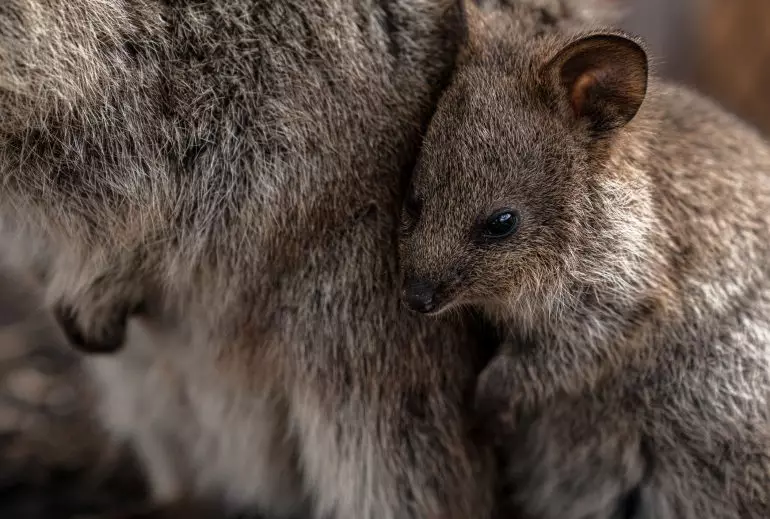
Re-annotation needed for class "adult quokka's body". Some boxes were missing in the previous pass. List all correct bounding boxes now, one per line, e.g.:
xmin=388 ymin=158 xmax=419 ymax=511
xmin=398 ymin=2 xmax=770 ymax=518
xmin=0 ymin=0 xmax=503 ymax=517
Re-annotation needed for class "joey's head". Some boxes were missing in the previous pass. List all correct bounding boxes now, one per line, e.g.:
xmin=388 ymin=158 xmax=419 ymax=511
xmin=398 ymin=30 xmax=650 ymax=319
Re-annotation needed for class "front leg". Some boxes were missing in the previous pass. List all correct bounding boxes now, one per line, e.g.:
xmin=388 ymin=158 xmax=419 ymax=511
xmin=475 ymin=354 xmax=674 ymax=519
xmin=48 ymin=265 xmax=146 ymax=355
xmin=54 ymin=297 xmax=143 ymax=354
xmin=488 ymin=397 xmax=673 ymax=519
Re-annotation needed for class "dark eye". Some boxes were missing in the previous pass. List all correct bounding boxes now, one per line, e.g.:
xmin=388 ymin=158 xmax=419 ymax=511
xmin=482 ymin=210 xmax=520 ymax=239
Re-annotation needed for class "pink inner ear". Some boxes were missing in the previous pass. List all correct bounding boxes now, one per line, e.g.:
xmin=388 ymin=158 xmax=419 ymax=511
xmin=570 ymin=69 xmax=599 ymax=117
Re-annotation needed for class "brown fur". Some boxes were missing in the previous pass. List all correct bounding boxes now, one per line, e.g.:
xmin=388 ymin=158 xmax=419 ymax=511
xmin=399 ymin=2 xmax=770 ymax=518
xmin=0 ymin=0 xmax=501 ymax=517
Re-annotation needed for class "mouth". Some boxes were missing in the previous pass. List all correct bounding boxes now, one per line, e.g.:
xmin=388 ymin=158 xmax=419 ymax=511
xmin=404 ymin=301 xmax=444 ymax=316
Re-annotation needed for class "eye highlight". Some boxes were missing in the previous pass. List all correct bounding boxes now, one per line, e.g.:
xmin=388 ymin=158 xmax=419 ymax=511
xmin=482 ymin=210 xmax=520 ymax=239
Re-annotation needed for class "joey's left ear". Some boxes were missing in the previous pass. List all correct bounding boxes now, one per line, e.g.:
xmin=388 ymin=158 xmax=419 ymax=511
xmin=541 ymin=33 xmax=648 ymax=134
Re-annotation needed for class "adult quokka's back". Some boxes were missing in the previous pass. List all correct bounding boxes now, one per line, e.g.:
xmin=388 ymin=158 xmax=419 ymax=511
xmin=0 ymin=0 xmax=510 ymax=517
xmin=398 ymin=1 xmax=770 ymax=517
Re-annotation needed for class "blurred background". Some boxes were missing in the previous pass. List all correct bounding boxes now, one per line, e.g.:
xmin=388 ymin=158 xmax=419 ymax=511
xmin=618 ymin=0 xmax=770 ymax=134
xmin=0 ymin=0 xmax=769 ymax=517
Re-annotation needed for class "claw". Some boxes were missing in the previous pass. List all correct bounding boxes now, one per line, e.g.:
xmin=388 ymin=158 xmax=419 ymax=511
xmin=53 ymin=303 xmax=132 ymax=355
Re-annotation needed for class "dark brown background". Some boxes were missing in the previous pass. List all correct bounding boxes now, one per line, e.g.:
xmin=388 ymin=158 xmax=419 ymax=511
xmin=619 ymin=0 xmax=770 ymax=134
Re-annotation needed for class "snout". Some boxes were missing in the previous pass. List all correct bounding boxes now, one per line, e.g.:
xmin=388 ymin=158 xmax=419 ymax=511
xmin=401 ymin=279 xmax=440 ymax=314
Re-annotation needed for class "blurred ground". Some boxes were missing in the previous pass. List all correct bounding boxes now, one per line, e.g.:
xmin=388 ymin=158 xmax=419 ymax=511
xmin=0 ymin=269 xmax=147 ymax=517
xmin=1 ymin=0 xmax=769 ymax=517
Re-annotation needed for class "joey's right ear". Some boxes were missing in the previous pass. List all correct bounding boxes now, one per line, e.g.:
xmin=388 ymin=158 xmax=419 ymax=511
xmin=541 ymin=33 xmax=648 ymax=135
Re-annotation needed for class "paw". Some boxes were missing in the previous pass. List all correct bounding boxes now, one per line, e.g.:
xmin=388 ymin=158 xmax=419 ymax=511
xmin=53 ymin=299 xmax=142 ymax=355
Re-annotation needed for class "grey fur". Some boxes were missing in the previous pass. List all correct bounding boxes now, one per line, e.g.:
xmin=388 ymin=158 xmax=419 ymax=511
xmin=0 ymin=0 xmax=501 ymax=517
xmin=399 ymin=2 xmax=770 ymax=518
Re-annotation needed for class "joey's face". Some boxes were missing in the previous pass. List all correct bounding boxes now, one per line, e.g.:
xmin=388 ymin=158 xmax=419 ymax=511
xmin=398 ymin=89 xmax=586 ymax=316
xmin=398 ymin=32 xmax=649 ymax=317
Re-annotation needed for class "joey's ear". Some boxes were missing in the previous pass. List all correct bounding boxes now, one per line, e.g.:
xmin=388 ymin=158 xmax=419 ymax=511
xmin=541 ymin=34 xmax=648 ymax=134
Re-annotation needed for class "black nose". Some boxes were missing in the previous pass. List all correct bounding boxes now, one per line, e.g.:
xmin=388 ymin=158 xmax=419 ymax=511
xmin=402 ymin=280 xmax=438 ymax=313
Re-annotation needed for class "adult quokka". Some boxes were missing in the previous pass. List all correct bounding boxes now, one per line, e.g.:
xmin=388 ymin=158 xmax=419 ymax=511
xmin=1 ymin=0 xmax=499 ymax=517
xmin=398 ymin=1 xmax=770 ymax=517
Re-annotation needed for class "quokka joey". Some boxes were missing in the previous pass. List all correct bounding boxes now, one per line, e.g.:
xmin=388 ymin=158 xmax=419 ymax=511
xmin=399 ymin=1 xmax=770 ymax=518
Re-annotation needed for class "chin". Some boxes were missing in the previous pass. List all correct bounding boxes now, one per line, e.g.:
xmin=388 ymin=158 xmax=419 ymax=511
xmin=426 ymin=298 xmax=469 ymax=318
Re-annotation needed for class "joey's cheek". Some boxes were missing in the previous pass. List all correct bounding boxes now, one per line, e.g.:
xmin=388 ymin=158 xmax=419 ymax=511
xmin=462 ymin=265 xmax=515 ymax=301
